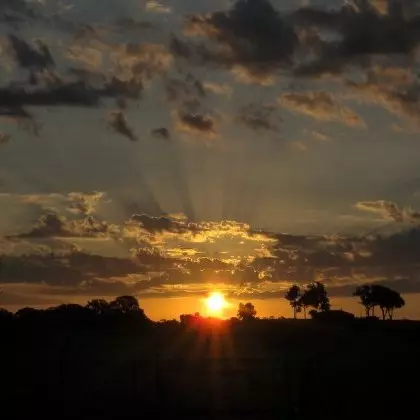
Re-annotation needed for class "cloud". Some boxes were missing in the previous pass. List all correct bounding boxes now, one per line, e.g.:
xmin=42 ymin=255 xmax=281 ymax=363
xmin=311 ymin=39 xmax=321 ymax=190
xmin=202 ymin=81 xmax=232 ymax=96
xmin=278 ymin=91 xmax=366 ymax=127
xmin=107 ymin=111 xmax=137 ymax=141
xmin=151 ymin=127 xmax=170 ymax=140
xmin=7 ymin=210 xmax=420 ymax=298
xmin=292 ymin=3 xmax=420 ymax=77
xmin=356 ymin=200 xmax=403 ymax=222
xmin=356 ymin=200 xmax=420 ymax=225
xmin=179 ymin=0 xmax=297 ymax=81
xmin=110 ymin=43 xmax=173 ymax=85
xmin=174 ymin=111 xmax=216 ymax=138
xmin=12 ymin=213 xmax=118 ymax=239
xmin=164 ymin=74 xmax=205 ymax=103
xmin=238 ymin=103 xmax=281 ymax=132
xmin=8 ymin=34 xmax=54 ymax=74
xmin=347 ymin=78 xmax=420 ymax=127
xmin=145 ymin=1 xmax=171 ymax=14
xmin=0 ymin=82 xmax=101 ymax=109
xmin=66 ymin=45 xmax=102 ymax=70
xmin=67 ymin=192 xmax=105 ymax=216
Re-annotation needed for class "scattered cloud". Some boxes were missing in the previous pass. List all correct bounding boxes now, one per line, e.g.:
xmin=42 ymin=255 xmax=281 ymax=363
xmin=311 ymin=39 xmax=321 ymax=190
xmin=279 ymin=91 xmax=366 ymax=127
xmin=179 ymin=0 xmax=297 ymax=82
xmin=238 ymin=103 xmax=281 ymax=132
xmin=202 ymin=81 xmax=232 ymax=96
xmin=174 ymin=110 xmax=216 ymax=138
xmin=356 ymin=200 xmax=403 ymax=222
xmin=146 ymin=1 xmax=171 ymax=14
xmin=12 ymin=213 xmax=118 ymax=239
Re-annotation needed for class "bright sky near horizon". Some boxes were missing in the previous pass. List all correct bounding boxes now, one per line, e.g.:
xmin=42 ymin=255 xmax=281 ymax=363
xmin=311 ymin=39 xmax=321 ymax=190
xmin=1 ymin=0 xmax=420 ymax=319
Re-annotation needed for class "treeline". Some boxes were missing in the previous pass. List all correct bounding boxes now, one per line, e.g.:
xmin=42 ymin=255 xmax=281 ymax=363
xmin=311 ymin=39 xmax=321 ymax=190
xmin=0 ymin=282 xmax=407 ymax=326
xmin=0 ymin=295 xmax=150 ymax=326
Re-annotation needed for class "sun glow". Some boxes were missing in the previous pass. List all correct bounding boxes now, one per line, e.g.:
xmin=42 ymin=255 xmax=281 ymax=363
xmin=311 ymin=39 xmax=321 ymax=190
xmin=205 ymin=292 xmax=228 ymax=316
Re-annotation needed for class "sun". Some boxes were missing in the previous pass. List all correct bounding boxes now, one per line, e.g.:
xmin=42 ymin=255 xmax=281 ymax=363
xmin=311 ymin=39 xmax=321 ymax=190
xmin=205 ymin=292 xmax=228 ymax=316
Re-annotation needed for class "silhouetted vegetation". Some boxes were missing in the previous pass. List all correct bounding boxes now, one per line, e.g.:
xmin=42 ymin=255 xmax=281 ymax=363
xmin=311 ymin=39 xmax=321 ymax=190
xmin=285 ymin=282 xmax=330 ymax=319
xmin=237 ymin=302 xmax=257 ymax=321
xmin=0 ymin=286 xmax=417 ymax=419
xmin=353 ymin=284 xmax=405 ymax=320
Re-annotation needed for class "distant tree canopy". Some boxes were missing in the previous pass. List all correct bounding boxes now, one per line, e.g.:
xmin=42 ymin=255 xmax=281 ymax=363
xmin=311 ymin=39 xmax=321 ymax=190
xmin=0 ymin=295 xmax=149 ymax=326
xmin=353 ymin=284 xmax=405 ymax=320
xmin=237 ymin=302 xmax=257 ymax=321
xmin=285 ymin=282 xmax=330 ymax=319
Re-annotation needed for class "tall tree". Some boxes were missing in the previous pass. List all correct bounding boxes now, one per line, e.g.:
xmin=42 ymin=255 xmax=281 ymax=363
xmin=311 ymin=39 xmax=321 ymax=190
xmin=353 ymin=285 xmax=376 ymax=317
xmin=237 ymin=302 xmax=257 ymax=321
xmin=353 ymin=284 xmax=405 ymax=320
xmin=285 ymin=285 xmax=302 ymax=319
xmin=301 ymin=282 xmax=330 ymax=318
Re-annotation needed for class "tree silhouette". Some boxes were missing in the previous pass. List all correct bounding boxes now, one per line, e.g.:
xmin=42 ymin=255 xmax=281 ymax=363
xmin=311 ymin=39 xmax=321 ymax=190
xmin=379 ymin=287 xmax=405 ymax=320
xmin=300 ymin=282 xmax=330 ymax=318
xmin=354 ymin=284 xmax=404 ymax=320
xmin=110 ymin=296 xmax=141 ymax=314
xmin=87 ymin=299 xmax=111 ymax=315
xmin=353 ymin=284 xmax=405 ymax=320
xmin=353 ymin=285 xmax=376 ymax=317
xmin=285 ymin=285 xmax=302 ymax=319
xmin=237 ymin=302 xmax=257 ymax=321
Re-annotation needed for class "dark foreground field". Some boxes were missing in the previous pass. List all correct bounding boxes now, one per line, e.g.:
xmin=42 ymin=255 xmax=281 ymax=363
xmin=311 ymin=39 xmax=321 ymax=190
xmin=1 ymin=317 xmax=419 ymax=419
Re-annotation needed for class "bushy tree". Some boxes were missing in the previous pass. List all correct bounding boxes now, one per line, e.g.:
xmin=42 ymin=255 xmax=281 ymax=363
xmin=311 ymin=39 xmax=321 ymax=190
xmin=237 ymin=302 xmax=257 ymax=321
xmin=86 ymin=299 xmax=111 ymax=315
xmin=300 ymin=282 xmax=330 ymax=319
xmin=354 ymin=284 xmax=405 ymax=320
xmin=285 ymin=285 xmax=302 ymax=319
xmin=110 ymin=296 xmax=140 ymax=314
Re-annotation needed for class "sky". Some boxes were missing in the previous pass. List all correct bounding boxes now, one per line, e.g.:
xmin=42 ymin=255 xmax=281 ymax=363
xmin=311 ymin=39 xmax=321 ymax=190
xmin=2 ymin=0 xmax=420 ymax=319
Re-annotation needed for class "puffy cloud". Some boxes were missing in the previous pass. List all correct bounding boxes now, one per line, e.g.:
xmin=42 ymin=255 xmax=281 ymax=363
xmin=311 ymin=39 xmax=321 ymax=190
xmin=67 ymin=192 xmax=105 ymax=216
xmin=292 ymin=3 xmax=420 ymax=77
xmin=110 ymin=43 xmax=173 ymax=85
xmin=179 ymin=0 xmax=297 ymax=81
xmin=347 ymin=78 xmax=420 ymax=126
xmin=174 ymin=110 xmax=216 ymax=138
xmin=107 ymin=110 xmax=137 ymax=141
xmin=278 ymin=91 xmax=366 ymax=127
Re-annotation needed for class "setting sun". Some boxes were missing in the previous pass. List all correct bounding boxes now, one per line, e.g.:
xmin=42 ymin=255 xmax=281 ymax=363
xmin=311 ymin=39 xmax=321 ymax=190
xmin=205 ymin=292 xmax=228 ymax=316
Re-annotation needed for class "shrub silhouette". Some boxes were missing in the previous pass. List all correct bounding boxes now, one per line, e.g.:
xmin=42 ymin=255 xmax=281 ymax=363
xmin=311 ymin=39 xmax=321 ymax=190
xmin=237 ymin=302 xmax=257 ymax=321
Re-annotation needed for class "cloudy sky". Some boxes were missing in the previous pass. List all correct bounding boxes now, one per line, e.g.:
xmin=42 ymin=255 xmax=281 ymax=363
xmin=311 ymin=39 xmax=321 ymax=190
xmin=2 ymin=0 xmax=420 ymax=319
